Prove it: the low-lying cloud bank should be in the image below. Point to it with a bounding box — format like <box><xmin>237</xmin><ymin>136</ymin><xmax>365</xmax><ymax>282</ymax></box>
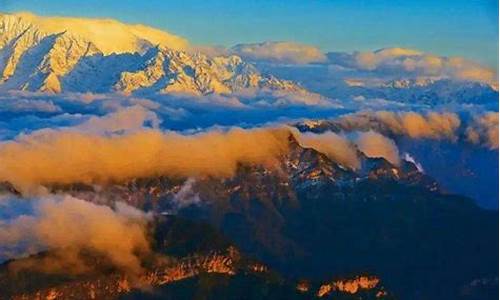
<box><xmin>332</xmin><ymin>111</ymin><xmax>461</xmax><ymax>140</ymax></box>
<box><xmin>0</xmin><ymin>196</ymin><xmax>150</xmax><ymax>274</ymax></box>
<box><xmin>0</xmin><ymin>127</ymin><xmax>291</xmax><ymax>192</ymax></box>
<box><xmin>300</xmin><ymin>111</ymin><xmax>498</xmax><ymax>150</ymax></box>
<box><xmin>0</xmin><ymin>122</ymin><xmax>407</xmax><ymax>193</ymax></box>
<box><xmin>0</xmin><ymin>89</ymin><xmax>345</xmax><ymax>140</ymax></box>
<box><xmin>0</xmin><ymin>107</ymin><xmax>496</xmax><ymax>193</ymax></box>
<box><xmin>0</xmin><ymin>80</ymin><xmax>494</xmax><ymax>142</ymax></box>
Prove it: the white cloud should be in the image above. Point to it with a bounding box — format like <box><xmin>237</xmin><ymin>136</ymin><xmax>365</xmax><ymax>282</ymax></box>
<box><xmin>349</xmin><ymin>48</ymin><xmax>498</xmax><ymax>89</ymax></box>
<box><xmin>354</xmin><ymin>48</ymin><xmax>423</xmax><ymax>70</ymax></box>
<box><xmin>231</xmin><ymin>41</ymin><xmax>327</xmax><ymax>64</ymax></box>
<box><xmin>76</xmin><ymin>105</ymin><xmax>161</xmax><ymax>134</ymax></box>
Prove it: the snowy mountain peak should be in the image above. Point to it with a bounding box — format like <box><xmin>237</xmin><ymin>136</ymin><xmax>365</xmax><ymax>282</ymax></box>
<box><xmin>0</xmin><ymin>12</ymin><xmax>308</xmax><ymax>97</ymax></box>
<box><xmin>0</xmin><ymin>12</ymin><xmax>188</xmax><ymax>54</ymax></box>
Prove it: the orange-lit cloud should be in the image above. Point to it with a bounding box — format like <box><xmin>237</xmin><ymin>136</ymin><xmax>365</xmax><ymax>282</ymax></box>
<box><xmin>466</xmin><ymin>112</ymin><xmax>499</xmax><ymax>149</ymax></box>
<box><xmin>0</xmin><ymin>127</ymin><xmax>291</xmax><ymax>192</ymax></box>
<box><xmin>355</xmin><ymin>131</ymin><xmax>400</xmax><ymax>165</ymax></box>
<box><xmin>294</xmin><ymin>131</ymin><xmax>360</xmax><ymax>169</ymax></box>
<box><xmin>1</xmin><ymin>110</ymin><xmax>484</xmax><ymax>194</ymax></box>
<box><xmin>0</xmin><ymin>124</ymin><xmax>402</xmax><ymax>192</ymax></box>
<box><xmin>0</xmin><ymin>196</ymin><xmax>150</xmax><ymax>274</ymax></box>
<box><xmin>335</xmin><ymin>111</ymin><xmax>461</xmax><ymax>140</ymax></box>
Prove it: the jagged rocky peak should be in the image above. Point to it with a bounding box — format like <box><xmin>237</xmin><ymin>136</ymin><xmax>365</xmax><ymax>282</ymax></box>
<box><xmin>0</xmin><ymin>132</ymin><xmax>432</xmax><ymax>209</ymax></box>
<box><xmin>0</xmin><ymin>12</ymin><xmax>307</xmax><ymax>96</ymax></box>
<box><xmin>286</xmin><ymin>133</ymin><xmax>432</xmax><ymax>187</ymax></box>
<box><xmin>19</xmin><ymin>133</ymin><xmax>434</xmax><ymax>217</ymax></box>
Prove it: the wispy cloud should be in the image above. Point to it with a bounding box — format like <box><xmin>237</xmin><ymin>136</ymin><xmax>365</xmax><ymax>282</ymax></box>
<box><xmin>465</xmin><ymin>112</ymin><xmax>499</xmax><ymax>149</ymax></box>
<box><xmin>355</xmin><ymin>130</ymin><xmax>400</xmax><ymax>165</ymax></box>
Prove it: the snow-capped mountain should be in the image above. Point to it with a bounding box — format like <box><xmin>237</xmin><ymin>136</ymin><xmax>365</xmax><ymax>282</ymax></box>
<box><xmin>0</xmin><ymin>12</ymin><xmax>307</xmax><ymax>96</ymax></box>
<box><xmin>349</xmin><ymin>78</ymin><xmax>499</xmax><ymax>105</ymax></box>
<box><xmin>253</xmin><ymin>58</ymin><xmax>498</xmax><ymax>107</ymax></box>
<box><xmin>63</xmin><ymin>46</ymin><xmax>306</xmax><ymax>95</ymax></box>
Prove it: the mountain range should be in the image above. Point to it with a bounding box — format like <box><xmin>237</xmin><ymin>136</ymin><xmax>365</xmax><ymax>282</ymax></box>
<box><xmin>1</xmin><ymin>12</ymin><xmax>498</xmax><ymax>109</ymax></box>
<box><xmin>0</xmin><ymin>12</ymin><xmax>306</xmax><ymax>96</ymax></box>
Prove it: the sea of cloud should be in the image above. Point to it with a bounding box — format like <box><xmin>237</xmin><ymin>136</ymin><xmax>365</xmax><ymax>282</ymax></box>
<box><xmin>0</xmin><ymin>40</ymin><xmax>498</xmax><ymax>274</ymax></box>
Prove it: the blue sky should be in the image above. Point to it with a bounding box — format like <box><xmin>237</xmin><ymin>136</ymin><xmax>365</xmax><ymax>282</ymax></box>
<box><xmin>1</xmin><ymin>0</ymin><xmax>498</xmax><ymax>68</ymax></box>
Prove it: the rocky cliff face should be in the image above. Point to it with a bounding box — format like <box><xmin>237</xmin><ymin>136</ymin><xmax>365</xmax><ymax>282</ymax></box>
<box><xmin>6</xmin><ymin>253</ymin><xmax>389</xmax><ymax>300</ymax></box>
<box><xmin>10</xmin><ymin>248</ymin><xmax>243</xmax><ymax>300</ymax></box>
<box><xmin>0</xmin><ymin>14</ymin><xmax>100</xmax><ymax>92</ymax></box>
<box><xmin>316</xmin><ymin>276</ymin><xmax>382</xmax><ymax>297</ymax></box>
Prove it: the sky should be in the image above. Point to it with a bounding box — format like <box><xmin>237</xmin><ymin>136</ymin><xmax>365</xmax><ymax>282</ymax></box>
<box><xmin>1</xmin><ymin>0</ymin><xmax>498</xmax><ymax>68</ymax></box>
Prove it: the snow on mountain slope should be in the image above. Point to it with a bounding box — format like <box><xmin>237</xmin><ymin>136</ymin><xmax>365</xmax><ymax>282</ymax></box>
<box><xmin>0</xmin><ymin>30</ymin><xmax>100</xmax><ymax>92</ymax></box>
<box><xmin>109</xmin><ymin>46</ymin><xmax>306</xmax><ymax>95</ymax></box>
<box><xmin>58</xmin><ymin>45</ymin><xmax>308</xmax><ymax>95</ymax></box>
<box><xmin>0</xmin><ymin>12</ymin><xmax>310</xmax><ymax>97</ymax></box>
